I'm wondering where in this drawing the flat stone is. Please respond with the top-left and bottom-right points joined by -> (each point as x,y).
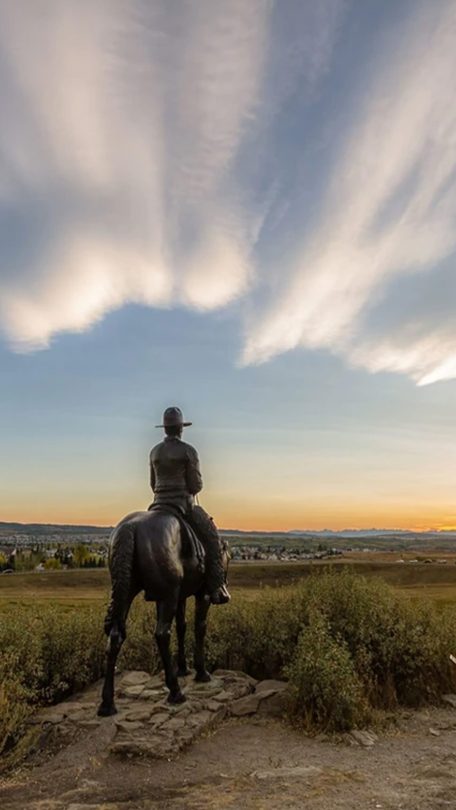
141,688 -> 166,700
166,716 -> 186,731
121,684 -> 147,699
186,710 -> 212,728
212,690 -> 232,703
148,712 -> 169,727
429,727 -> 441,737
67,709 -> 92,722
61,702 -> 88,715
111,735 -> 175,758
149,704 -> 170,716
256,689 -> 278,701
189,683 -> 222,696
230,694 -> 261,717
350,730 -> 377,747
38,709 -> 67,725
125,709 -> 153,722
114,720 -> 144,733
253,766 -> 321,780
186,699 -> 204,711
442,694 -> 456,709
119,671 -> 152,687
76,719 -> 102,729
255,680 -> 287,694
168,702 -> 189,715
206,699 -> 224,712
214,669 -> 258,687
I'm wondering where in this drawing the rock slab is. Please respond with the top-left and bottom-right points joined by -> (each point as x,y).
28,670 -> 290,761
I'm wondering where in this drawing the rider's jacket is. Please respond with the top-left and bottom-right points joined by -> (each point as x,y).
149,436 -> 203,514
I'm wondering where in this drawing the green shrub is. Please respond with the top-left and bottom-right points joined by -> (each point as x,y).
120,599 -> 161,673
0,604 -> 106,754
285,611 -> 369,731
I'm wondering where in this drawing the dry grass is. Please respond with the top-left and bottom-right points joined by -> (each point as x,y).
2,556 -> 456,608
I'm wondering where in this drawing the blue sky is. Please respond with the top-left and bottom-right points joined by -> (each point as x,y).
0,0 -> 455,529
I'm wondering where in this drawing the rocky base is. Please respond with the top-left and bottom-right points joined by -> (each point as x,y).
26,670 -> 288,760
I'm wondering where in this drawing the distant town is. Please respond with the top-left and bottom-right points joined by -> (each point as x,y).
0,521 -> 455,573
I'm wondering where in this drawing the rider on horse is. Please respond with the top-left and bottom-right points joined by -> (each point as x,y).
149,406 -> 231,605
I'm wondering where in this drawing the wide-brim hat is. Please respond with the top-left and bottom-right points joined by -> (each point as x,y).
155,406 -> 192,428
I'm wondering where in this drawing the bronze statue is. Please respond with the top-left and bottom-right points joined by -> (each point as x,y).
149,407 -> 230,605
98,408 -> 230,715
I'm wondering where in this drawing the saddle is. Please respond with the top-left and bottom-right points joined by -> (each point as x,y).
148,503 -> 205,571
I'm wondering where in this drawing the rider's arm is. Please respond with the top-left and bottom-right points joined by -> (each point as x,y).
149,451 -> 156,492
185,446 -> 203,495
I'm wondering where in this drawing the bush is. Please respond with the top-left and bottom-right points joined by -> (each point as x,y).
285,612 -> 369,731
0,604 -> 106,754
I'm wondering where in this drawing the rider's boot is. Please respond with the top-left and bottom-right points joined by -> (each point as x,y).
188,507 -> 231,605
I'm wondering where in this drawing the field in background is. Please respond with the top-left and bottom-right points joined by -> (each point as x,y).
2,553 -> 456,607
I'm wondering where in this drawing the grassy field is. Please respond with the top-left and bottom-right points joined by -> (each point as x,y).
1,561 -> 456,755
1,554 -> 456,607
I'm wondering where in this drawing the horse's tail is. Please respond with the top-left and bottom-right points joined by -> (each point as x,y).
104,520 -> 136,638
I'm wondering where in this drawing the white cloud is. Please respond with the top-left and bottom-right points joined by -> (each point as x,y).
243,1 -> 456,385
0,0 -> 343,350
6,0 -> 451,388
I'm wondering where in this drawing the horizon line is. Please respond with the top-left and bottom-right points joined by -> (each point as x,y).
1,519 -> 456,535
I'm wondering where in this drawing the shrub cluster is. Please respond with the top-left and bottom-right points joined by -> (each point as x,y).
1,571 -> 455,752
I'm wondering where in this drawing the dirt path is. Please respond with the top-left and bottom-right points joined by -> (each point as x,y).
1,681 -> 456,810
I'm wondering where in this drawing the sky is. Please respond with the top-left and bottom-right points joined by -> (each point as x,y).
0,0 -> 455,531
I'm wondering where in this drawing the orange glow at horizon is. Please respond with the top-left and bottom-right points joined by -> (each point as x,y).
2,499 -> 455,533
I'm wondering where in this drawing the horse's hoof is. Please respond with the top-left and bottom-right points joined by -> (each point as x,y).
167,690 -> 186,705
177,667 -> 191,677
194,671 -> 211,683
97,703 -> 117,717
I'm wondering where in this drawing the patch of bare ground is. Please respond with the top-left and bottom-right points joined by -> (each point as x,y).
2,701 -> 456,810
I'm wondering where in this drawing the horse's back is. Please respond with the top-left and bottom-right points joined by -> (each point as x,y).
109,510 -> 204,602
124,511 -> 186,601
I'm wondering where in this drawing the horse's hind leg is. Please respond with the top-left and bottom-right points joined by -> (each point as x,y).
98,589 -> 137,717
194,593 -> 211,683
155,593 -> 185,704
176,598 -> 190,677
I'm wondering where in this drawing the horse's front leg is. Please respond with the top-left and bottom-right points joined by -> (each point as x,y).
194,592 -> 211,683
176,598 -> 190,677
155,593 -> 185,704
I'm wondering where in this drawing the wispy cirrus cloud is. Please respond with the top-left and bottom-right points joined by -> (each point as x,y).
1,0 -> 454,387
243,1 -> 456,385
0,0 -> 343,350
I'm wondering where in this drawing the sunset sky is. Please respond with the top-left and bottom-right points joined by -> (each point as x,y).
0,0 -> 455,531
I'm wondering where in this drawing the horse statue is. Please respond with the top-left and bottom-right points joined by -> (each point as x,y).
97,509 -> 230,716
